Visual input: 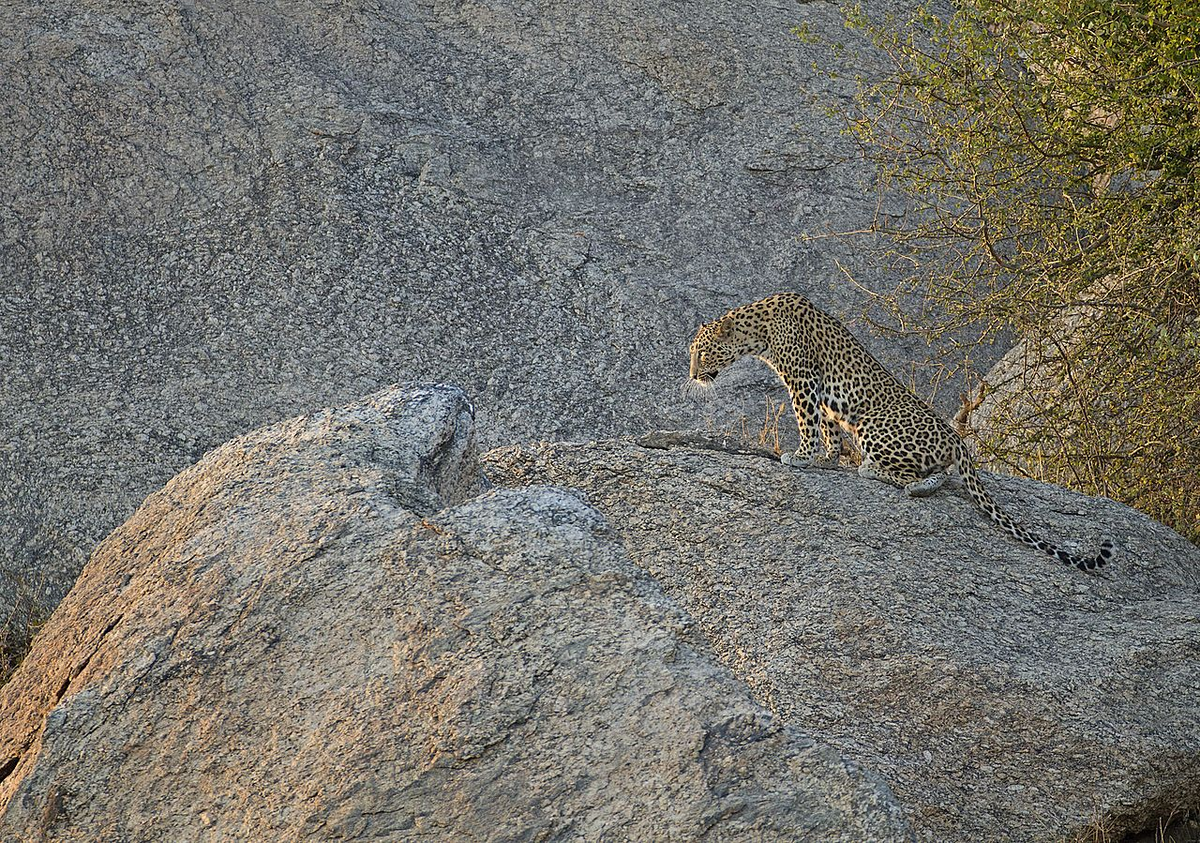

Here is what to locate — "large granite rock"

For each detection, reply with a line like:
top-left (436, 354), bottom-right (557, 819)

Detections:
top-left (0, 385), bottom-right (910, 841)
top-left (1, 0), bottom-right (944, 607)
top-left (484, 434), bottom-right (1200, 842)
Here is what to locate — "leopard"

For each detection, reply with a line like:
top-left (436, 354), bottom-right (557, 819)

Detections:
top-left (688, 291), bottom-right (1114, 572)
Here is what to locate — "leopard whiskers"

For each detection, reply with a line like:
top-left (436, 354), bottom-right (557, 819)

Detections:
top-left (679, 375), bottom-right (720, 404)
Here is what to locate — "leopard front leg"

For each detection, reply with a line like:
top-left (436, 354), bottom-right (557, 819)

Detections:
top-left (780, 371), bottom-right (839, 469)
top-left (819, 409), bottom-right (847, 466)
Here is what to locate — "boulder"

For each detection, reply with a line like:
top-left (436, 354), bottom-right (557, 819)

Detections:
top-left (0, 385), bottom-right (910, 842)
top-left (484, 434), bottom-right (1200, 842)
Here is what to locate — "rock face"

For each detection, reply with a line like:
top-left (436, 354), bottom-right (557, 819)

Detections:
top-left (1, 0), bottom-right (945, 606)
top-left (484, 434), bottom-right (1200, 842)
top-left (0, 385), bottom-right (910, 842)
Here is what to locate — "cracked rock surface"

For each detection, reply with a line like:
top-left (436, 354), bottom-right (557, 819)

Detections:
top-left (0, 385), bottom-right (910, 842)
top-left (484, 436), bottom-right (1200, 843)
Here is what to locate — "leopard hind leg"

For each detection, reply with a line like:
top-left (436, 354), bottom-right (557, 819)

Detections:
top-left (857, 454), bottom-right (919, 487)
top-left (904, 472), bottom-right (948, 497)
top-left (858, 453), bottom-right (949, 497)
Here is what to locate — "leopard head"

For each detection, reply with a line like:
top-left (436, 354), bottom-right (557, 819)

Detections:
top-left (688, 317), bottom-right (763, 384)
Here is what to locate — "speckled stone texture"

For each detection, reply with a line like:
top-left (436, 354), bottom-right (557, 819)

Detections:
top-left (0, 385), bottom-right (911, 842)
top-left (484, 434), bottom-right (1200, 842)
top-left (2, 0), bottom-right (953, 612)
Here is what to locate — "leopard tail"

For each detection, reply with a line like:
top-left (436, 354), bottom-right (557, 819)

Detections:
top-left (953, 449), bottom-right (1113, 572)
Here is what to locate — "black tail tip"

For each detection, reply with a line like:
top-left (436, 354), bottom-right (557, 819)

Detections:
top-left (1077, 539), bottom-right (1115, 572)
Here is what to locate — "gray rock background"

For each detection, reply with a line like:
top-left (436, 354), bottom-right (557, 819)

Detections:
top-left (2, 0), bottom-right (949, 609)
top-left (0, 384), bottom-right (911, 842)
top-left (484, 434), bottom-right (1200, 842)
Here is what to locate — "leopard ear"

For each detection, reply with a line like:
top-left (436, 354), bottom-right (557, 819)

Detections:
top-left (715, 319), bottom-right (733, 338)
